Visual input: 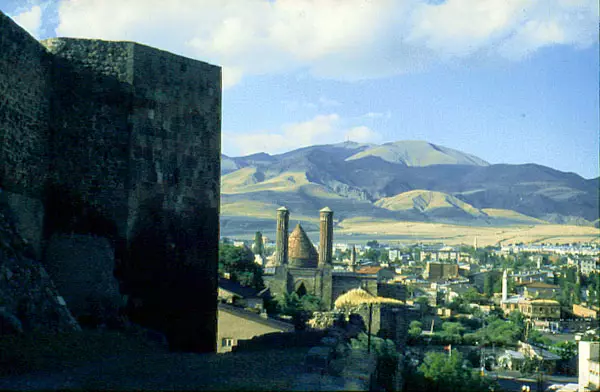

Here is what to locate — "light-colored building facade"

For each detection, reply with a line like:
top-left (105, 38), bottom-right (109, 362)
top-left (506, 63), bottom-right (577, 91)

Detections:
top-left (518, 299), bottom-right (561, 320)
top-left (573, 304), bottom-right (598, 320)
top-left (217, 303), bottom-right (294, 353)
top-left (579, 341), bottom-right (600, 392)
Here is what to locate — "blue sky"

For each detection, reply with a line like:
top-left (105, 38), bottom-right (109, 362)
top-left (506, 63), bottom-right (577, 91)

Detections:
top-left (2, 0), bottom-right (599, 179)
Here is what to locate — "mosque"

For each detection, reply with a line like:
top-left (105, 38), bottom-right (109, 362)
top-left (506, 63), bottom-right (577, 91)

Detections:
top-left (263, 207), bottom-right (407, 340)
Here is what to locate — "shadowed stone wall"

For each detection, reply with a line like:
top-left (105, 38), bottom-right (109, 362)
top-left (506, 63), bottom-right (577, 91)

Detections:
top-left (0, 11), bottom-right (221, 352)
top-left (0, 13), bottom-right (51, 199)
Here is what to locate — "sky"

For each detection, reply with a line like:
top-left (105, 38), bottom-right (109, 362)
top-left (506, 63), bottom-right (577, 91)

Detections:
top-left (2, 0), bottom-right (599, 179)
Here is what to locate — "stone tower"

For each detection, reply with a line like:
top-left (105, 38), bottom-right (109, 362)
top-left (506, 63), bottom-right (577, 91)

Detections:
top-left (0, 12), bottom-right (221, 353)
top-left (275, 207), bottom-right (289, 266)
top-left (319, 207), bottom-right (333, 267)
top-left (502, 269), bottom-right (508, 302)
top-left (351, 245), bottom-right (357, 272)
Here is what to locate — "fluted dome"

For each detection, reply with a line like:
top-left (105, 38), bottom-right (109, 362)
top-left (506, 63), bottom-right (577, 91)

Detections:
top-left (288, 224), bottom-right (318, 268)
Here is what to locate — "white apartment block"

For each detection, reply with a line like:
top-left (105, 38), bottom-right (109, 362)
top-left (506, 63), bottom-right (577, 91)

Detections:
top-left (579, 341), bottom-right (600, 392)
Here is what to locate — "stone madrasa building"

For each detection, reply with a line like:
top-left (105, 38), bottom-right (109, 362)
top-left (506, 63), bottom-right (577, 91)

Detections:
top-left (265, 207), bottom-right (408, 343)
top-left (0, 12), bottom-right (220, 352)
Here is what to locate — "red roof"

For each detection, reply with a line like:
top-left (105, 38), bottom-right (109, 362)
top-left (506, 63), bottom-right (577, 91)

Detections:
top-left (356, 266), bottom-right (383, 275)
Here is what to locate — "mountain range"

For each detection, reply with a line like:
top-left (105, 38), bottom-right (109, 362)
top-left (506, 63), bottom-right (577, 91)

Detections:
top-left (220, 140), bottom-right (599, 236)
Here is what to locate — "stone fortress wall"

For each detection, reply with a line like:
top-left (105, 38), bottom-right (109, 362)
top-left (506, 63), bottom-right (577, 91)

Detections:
top-left (0, 11), bottom-right (221, 352)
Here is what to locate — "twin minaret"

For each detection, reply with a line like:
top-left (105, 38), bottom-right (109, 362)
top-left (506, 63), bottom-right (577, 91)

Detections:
top-left (275, 206), bottom-right (333, 267)
top-left (275, 207), bottom-right (290, 266)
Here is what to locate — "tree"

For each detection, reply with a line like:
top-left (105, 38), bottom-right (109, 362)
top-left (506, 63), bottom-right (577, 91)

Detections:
top-left (463, 288), bottom-right (484, 304)
top-left (252, 231), bottom-right (264, 257)
top-left (440, 322), bottom-right (465, 344)
top-left (218, 243), bottom-right (264, 290)
top-left (418, 351), bottom-right (475, 392)
top-left (408, 320), bottom-right (423, 340)
top-left (380, 251), bottom-right (390, 263)
top-left (366, 240), bottom-right (380, 248)
top-left (483, 273), bottom-right (494, 297)
top-left (364, 248), bottom-right (380, 262)
top-left (276, 292), bottom-right (323, 330)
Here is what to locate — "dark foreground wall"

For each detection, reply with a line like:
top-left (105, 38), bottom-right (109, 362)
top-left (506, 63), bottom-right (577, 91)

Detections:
top-left (0, 11), bottom-right (221, 352)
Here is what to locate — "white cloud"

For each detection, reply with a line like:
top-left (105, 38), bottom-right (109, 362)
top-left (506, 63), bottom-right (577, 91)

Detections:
top-left (13, 5), bottom-right (42, 38)
top-left (345, 126), bottom-right (383, 144)
top-left (223, 114), bottom-right (380, 156)
top-left (54, 0), bottom-right (599, 86)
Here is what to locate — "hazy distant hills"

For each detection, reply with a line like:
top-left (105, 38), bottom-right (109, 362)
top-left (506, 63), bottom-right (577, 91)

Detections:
top-left (220, 140), bottom-right (599, 234)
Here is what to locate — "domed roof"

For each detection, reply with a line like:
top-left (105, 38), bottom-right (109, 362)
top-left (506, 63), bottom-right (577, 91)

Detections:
top-left (288, 224), bottom-right (318, 268)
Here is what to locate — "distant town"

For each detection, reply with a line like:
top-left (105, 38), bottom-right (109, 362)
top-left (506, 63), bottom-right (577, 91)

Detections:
top-left (218, 224), bottom-right (599, 391)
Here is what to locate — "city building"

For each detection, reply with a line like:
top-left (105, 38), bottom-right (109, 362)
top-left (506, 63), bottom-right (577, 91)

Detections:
top-left (573, 304), bottom-right (599, 320)
top-left (263, 207), bottom-right (407, 346)
top-left (518, 299), bottom-right (561, 320)
top-left (217, 303), bottom-right (294, 353)
top-left (579, 341), bottom-right (600, 392)
top-left (516, 281), bottom-right (560, 300)
top-left (423, 262), bottom-right (459, 281)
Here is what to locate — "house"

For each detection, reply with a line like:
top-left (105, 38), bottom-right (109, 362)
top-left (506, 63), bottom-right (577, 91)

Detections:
top-left (356, 266), bottom-right (395, 282)
top-left (217, 303), bottom-right (294, 353)
top-left (218, 278), bottom-right (263, 310)
top-left (498, 349), bottom-right (526, 371)
top-left (573, 304), bottom-right (598, 320)
top-left (423, 262), bottom-right (459, 281)
top-left (516, 281), bottom-right (560, 300)
top-left (518, 341), bottom-right (561, 373)
top-left (518, 299), bottom-right (561, 320)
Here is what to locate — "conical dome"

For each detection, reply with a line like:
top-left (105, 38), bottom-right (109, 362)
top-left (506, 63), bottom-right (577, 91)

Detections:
top-left (288, 224), bottom-right (318, 268)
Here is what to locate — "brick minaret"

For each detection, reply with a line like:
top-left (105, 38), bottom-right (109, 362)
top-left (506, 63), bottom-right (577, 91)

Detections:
top-left (275, 207), bottom-right (289, 265)
top-left (319, 207), bottom-right (333, 267)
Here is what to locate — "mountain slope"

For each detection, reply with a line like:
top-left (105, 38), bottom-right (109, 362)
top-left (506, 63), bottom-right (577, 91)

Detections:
top-left (219, 140), bottom-right (599, 234)
top-left (345, 140), bottom-right (489, 167)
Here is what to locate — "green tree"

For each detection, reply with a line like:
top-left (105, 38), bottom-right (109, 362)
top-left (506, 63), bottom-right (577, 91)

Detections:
top-left (218, 243), bottom-right (264, 290)
top-left (550, 341), bottom-right (577, 361)
top-left (483, 273), bottom-right (494, 297)
top-left (463, 288), bottom-right (484, 304)
top-left (408, 320), bottom-right (423, 340)
top-left (380, 250), bottom-right (390, 263)
top-left (464, 317), bottom-right (523, 347)
top-left (364, 248), bottom-right (380, 262)
top-left (366, 240), bottom-right (380, 248)
top-left (440, 322), bottom-right (465, 344)
top-left (276, 292), bottom-right (323, 330)
top-left (252, 231), bottom-right (264, 256)
top-left (418, 351), bottom-right (481, 392)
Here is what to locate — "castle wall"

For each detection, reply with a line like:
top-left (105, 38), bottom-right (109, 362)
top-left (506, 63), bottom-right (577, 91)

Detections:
top-left (0, 11), bottom-right (221, 352)
top-left (0, 13), bottom-right (51, 198)
top-left (44, 234), bottom-right (121, 322)
top-left (42, 39), bottom-right (133, 239)
top-left (0, 14), bottom-right (52, 255)
top-left (124, 43), bottom-right (221, 352)
top-left (332, 274), bottom-right (378, 303)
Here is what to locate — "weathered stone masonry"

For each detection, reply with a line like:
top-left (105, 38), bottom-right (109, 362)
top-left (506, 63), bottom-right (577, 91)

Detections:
top-left (0, 12), bottom-right (221, 352)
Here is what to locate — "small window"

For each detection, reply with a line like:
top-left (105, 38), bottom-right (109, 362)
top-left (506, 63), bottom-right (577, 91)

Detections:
top-left (222, 338), bottom-right (234, 347)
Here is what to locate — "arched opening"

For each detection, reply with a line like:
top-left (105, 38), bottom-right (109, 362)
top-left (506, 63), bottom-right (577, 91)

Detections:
top-left (296, 282), bottom-right (307, 297)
